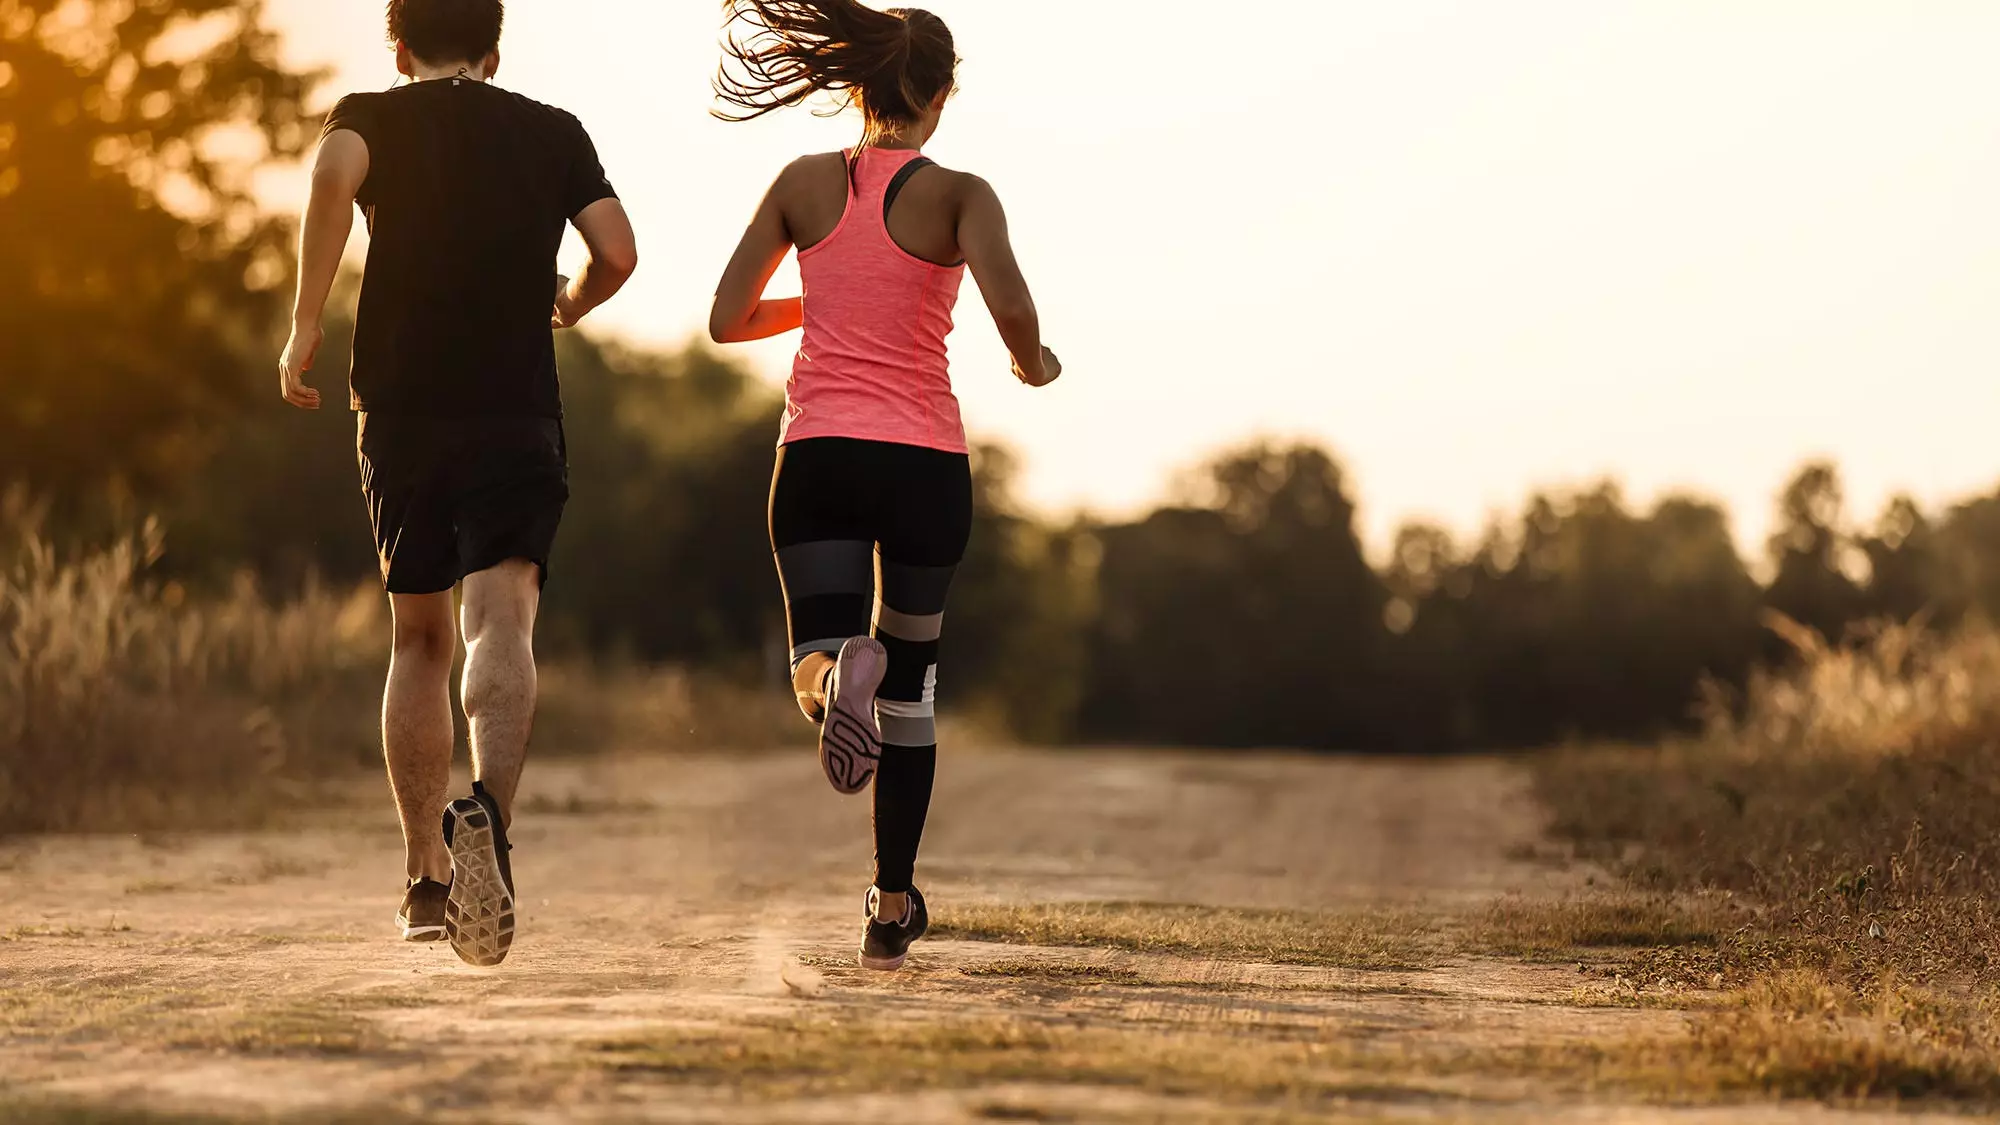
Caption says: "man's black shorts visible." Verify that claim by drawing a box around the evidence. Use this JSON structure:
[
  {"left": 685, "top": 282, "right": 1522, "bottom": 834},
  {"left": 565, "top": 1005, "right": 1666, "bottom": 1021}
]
[{"left": 356, "top": 414, "right": 569, "bottom": 596}]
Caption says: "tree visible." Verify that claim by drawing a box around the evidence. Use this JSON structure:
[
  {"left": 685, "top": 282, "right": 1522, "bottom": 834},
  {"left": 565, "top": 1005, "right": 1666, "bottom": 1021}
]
[
  {"left": 543, "top": 337, "right": 784, "bottom": 666},
  {"left": 1763, "top": 462, "right": 1866, "bottom": 647},
  {"left": 1078, "top": 442, "right": 1389, "bottom": 749},
  {"left": 1860, "top": 495, "right": 1955, "bottom": 626},
  {"left": 1935, "top": 493, "right": 2000, "bottom": 625},
  {"left": 946, "top": 445, "right": 1099, "bottom": 741},
  {"left": 0, "top": 0, "right": 319, "bottom": 501},
  {"left": 1393, "top": 486, "right": 1761, "bottom": 748}
]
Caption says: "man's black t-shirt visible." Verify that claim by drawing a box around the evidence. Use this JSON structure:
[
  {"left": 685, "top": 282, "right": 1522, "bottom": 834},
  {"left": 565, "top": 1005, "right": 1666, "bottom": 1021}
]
[{"left": 322, "top": 79, "right": 616, "bottom": 418}]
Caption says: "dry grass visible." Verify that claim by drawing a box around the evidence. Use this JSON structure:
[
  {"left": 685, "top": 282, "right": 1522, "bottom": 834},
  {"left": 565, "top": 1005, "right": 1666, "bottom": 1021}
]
[
  {"left": 0, "top": 1108, "right": 238, "bottom": 1125},
  {"left": 1536, "top": 616, "right": 2000, "bottom": 1105},
  {"left": 931, "top": 902, "right": 1438, "bottom": 970},
  {"left": 1671, "top": 970, "right": 2000, "bottom": 1100},
  {"left": 0, "top": 511, "right": 383, "bottom": 835},
  {"left": 537, "top": 661, "right": 810, "bottom": 756},
  {"left": 151, "top": 1004, "right": 387, "bottom": 1056},
  {"left": 1555, "top": 970, "right": 2000, "bottom": 1104},
  {"left": 1466, "top": 894, "right": 1724, "bottom": 959},
  {"left": 594, "top": 1001, "right": 2000, "bottom": 1110},
  {"left": 0, "top": 509, "right": 806, "bottom": 836},
  {"left": 959, "top": 960, "right": 1151, "bottom": 986},
  {"left": 0, "top": 974, "right": 418, "bottom": 1057},
  {"left": 0, "top": 1105, "right": 416, "bottom": 1125},
  {"left": 585, "top": 1014, "right": 1434, "bottom": 1105}
]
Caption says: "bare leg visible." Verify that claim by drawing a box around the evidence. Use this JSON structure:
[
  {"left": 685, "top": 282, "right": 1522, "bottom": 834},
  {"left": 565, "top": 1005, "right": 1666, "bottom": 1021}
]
[
  {"left": 385, "top": 592, "right": 457, "bottom": 883},
  {"left": 459, "top": 560, "right": 543, "bottom": 826}
]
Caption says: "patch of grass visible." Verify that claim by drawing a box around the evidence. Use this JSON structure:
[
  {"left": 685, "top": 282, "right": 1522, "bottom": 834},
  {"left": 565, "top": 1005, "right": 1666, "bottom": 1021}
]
[
  {"left": 246, "top": 931, "right": 368, "bottom": 946},
  {"left": 1562, "top": 970, "right": 2000, "bottom": 1104},
  {"left": 931, "top": 902, "right": 1438, "bottom": 970},
  {"left": 0, "top": 512, "right": 388, "bottom": 837},
  {"left": 585, "top": 1014, "right": 1424, "bottom": 1104},
  {"left": 2, "top": 925, "right": 88, "bottom": 940},
  {"left": 5, "top": 917, "right": 132, "bottom": 940},
  {"left": 0, "top": 979, "right": 198, "bottom": 1039},
  {"left": 0, "top": 1102, "right": 421, "bottom": 1125},
  {"left": 959, "top": 961, "right": 1148, "bottom": 985},
  {"left": 0, "top": 1105, "right": 240, "bottom": 1125},
  {"left": 0, "top": 978, "right": 417, "bottom": 1057},
  {"left": 156, "top": 1003, "right": 384, "bottom": 1056},
  {"left": 1465, "top": 895, "right": 1723, "bottom": 959},
  {"left": 1534, "top": 620, "right": 2000, "bottom": 1104},
  {"left": 536, "top": 661, "right": 811, "bottom": 757}
]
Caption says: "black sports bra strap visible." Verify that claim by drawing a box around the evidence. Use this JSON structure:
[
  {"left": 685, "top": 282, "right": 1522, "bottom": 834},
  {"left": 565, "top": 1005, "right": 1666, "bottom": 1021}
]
[{"left": 882, "top": 156, "right": 936, "bottom": 221}]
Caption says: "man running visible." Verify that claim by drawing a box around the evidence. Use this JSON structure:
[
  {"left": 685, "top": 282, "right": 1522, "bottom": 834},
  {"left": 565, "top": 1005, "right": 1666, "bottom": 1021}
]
[{"left": 278, "top": 0, "right": 637, "bottom": 968}]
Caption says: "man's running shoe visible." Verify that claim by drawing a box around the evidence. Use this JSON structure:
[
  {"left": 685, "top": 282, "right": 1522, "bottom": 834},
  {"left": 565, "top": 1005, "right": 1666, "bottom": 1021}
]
[
  {"left": 397, "top": 877, "right": 450, "bottom": 943},
  {"left": 821, "top": 636, "right": 887, "bottom": 795},
  {"left": 442, "top": 781, "right": 515, "bottom": 967},
  {"left": 859, "top": 886, "right": 929, "bottom": 972}
]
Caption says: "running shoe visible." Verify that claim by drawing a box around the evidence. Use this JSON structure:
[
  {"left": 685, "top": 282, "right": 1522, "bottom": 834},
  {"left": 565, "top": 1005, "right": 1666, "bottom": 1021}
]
[
  {"left": 442, "top": 781, "right": 516, "bottom": 967},
  {"left": 820, "top": 635, "right": 887, "bottom": 795},
  {"left": 396, "top": 877, "right": 450, "bottom": 943},
  {"left": 859, "top": 886, "right": 929, "bottom": 972}
]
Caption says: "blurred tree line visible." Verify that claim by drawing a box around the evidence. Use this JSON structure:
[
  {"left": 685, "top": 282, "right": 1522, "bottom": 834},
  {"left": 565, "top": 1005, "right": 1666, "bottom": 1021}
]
[{"left": 12, "top": 0, "right": 2000, "bottom": 753}]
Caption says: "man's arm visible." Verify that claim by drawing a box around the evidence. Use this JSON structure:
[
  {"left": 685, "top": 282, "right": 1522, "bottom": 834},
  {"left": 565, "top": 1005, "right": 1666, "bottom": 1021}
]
[
  {"left": 280, "top": 130, "right": 368, "bottom": 410},
  {"left": 957, "top": 176, "right": 1060, "bottom": 387},
  {"left": 553, "top": 199, "right": 639, "bottom": 329},
  {"left": 709, "top": 165, "right": 803, "bottom": 344}
]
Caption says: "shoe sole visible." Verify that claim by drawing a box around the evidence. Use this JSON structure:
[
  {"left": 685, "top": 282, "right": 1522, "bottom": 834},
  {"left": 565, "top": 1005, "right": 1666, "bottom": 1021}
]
[
  {"left": 444, "top": 800, "right": 515, "bottom": 968},
  {"left": 400, "top": 922, "right": 445, "bottom": 943},
  {"left": 858, "top": 950, "right": 909, "bottom": 972},
  {"left": 821, "top": 637, "right": 887, "bottom": 795}
]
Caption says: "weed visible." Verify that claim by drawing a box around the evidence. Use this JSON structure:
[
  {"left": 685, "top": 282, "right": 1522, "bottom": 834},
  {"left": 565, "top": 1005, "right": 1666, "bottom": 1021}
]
[{"left": 932, "top": 902, "right": 1438, "bottom": 970}]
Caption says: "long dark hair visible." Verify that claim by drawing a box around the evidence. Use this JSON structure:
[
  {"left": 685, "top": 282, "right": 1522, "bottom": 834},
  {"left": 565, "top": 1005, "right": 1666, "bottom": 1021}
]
[{"left": 714, "top": 1, "right": 958, "bottom": 152}]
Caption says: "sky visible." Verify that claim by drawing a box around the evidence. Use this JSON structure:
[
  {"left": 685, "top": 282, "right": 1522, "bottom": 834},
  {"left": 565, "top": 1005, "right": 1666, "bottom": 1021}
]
[{"left": 259, "top": 1, "right": 2000, "bottom": 555}]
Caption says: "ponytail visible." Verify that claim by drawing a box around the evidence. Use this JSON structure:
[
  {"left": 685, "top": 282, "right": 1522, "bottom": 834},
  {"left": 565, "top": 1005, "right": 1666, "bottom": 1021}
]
[{"left": 714, "top": 1, "right": 958, "bottom": 152}]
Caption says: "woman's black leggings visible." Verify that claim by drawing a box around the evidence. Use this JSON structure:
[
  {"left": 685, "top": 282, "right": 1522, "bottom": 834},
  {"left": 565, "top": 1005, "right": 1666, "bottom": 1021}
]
[{"left": 769, "top": 437, "right": 973, "bottom": 895}]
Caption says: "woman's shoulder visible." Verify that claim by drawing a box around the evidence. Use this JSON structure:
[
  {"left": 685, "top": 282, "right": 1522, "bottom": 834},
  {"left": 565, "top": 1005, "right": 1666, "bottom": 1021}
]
[
  {"left": 915, "top": 159, "right": 992, "bottom": 200},
  {"left": 766, "top": 151, "right": 847, "bottom": 206}
]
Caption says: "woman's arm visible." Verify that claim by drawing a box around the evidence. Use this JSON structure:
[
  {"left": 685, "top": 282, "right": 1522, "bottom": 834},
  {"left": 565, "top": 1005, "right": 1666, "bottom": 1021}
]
[
  {"left": 958, "top": 176, "right": 1060, "bottom": 387},
  {"left": 710, "top": 167, "right": 804, "bottom": 344}
]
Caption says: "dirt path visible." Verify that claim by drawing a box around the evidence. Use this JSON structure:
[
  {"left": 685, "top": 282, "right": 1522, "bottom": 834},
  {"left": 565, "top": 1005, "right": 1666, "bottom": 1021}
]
[{"left": 0, "top": 750, "right": 1954, "bottom": 1123}]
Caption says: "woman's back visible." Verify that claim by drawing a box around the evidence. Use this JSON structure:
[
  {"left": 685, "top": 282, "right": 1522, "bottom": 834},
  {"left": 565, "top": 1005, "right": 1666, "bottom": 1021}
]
[{"left": 781, "top": 147, "right": 969, "bottom": 454}]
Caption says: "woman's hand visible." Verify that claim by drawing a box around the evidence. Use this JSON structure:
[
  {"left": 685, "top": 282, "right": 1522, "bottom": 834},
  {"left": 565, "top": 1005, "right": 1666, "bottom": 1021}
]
[{"left": 1014, "top": 346, "right": 1062, "bottom": 388}]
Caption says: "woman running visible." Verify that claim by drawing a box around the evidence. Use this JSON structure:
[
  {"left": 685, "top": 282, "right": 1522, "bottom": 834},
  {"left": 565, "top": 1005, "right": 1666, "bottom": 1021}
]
[{"left": 708, "top": 0, "right": 1061, "bottom": 971}]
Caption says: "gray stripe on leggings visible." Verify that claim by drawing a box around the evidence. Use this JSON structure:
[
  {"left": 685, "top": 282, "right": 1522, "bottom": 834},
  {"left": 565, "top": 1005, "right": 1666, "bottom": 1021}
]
[
  {"left": 873, "top": 604, "right": 944, "bottom": 643},
  {"left": 775, "top": 540, "right": 875, "bottom": 601},
  {"left": 879, "top": 713, "right": 938, "bottom": 748},
  {"left": 878, "top": 560, "right": 955, "bottom": 615},
  {"left": 789, "top": 638, "right": 846, "bottom": 670}
]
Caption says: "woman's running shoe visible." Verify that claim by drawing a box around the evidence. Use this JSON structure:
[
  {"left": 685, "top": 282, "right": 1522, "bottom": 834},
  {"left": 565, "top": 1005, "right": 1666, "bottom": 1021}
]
[
  {"left": 859, "top": 886, "right": 929, "bottom": 971},
  {"left": 821, "top": 636, "right": 887, "bottom": 794}
]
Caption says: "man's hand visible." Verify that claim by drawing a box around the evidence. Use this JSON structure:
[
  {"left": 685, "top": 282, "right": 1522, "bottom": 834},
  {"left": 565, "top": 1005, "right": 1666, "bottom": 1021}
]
[
  {"left": 280, "top": 322, "right": 324, "bottom": 410},
  {"left": 1013, "top": 345, "right": 1063, "bottom": 388},
  {"left": 552, "top": 274, "right": 586, "bottom": 329}
]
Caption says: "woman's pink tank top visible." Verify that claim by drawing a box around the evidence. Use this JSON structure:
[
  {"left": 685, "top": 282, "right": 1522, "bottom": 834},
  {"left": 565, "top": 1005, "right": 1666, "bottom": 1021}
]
[{"left": 782, "top": 147, "right": 968, "bottom": 454}]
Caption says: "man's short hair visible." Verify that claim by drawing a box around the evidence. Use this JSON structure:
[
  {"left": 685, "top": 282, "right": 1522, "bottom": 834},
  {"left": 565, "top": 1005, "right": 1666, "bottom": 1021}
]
[{"left": 387, "top": 0, "right": 504, "bottom": 66}]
